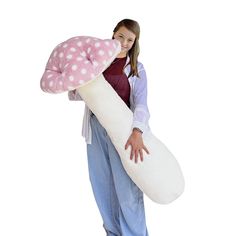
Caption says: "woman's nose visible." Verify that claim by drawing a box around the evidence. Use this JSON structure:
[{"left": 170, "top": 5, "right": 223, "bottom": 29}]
[{"left": 122, "top": 40, "right": 128, "bottom": 47}]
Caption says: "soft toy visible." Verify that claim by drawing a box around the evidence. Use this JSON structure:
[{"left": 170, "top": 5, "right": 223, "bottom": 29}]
[{"left": 40, "top": 36, "right": 185, "bottom": 204}]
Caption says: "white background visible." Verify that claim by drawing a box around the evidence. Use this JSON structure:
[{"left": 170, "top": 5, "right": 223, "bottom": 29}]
[{"left": 0, "top": 0, "right": 236, "bottom": 235}]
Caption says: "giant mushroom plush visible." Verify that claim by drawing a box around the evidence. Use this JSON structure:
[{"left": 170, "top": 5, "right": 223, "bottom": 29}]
[{"left": 40, "top": 36, "right": 185, "bottom": 204}]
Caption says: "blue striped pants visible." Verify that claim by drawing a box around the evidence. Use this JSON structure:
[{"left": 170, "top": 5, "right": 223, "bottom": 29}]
[{"left": 87, "top": 114, "right": 149, "bottom": 236}]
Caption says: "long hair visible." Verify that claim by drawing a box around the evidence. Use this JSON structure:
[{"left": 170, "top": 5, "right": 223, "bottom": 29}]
[{"left": 113, "top": 19, "right": 140, "bottom": 78}]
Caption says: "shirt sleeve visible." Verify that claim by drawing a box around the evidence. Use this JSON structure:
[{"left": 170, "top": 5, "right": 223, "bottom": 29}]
[
  {"left": 68, "top": 89, "right": 83, "bottom": 101},
  {"left": 131, "top": 65, "right": 150, "bottom": 133}
]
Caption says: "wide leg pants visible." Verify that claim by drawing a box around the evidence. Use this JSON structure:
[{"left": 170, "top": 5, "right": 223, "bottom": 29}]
[{"left": 87, "top": 114, "right": 149, "bottom": 236}]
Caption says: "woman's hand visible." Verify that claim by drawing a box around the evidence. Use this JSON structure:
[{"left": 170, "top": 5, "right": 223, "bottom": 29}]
[{"left": 125, "top": 128, "right": 149, "bottom": 163}]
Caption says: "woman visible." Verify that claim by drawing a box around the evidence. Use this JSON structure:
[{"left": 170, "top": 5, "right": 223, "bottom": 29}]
[{"left": 69, "top": 19, "right": 150, "bottom": 236}]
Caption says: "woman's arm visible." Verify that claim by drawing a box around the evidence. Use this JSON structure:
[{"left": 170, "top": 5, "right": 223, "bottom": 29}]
[
  {"left": 125, "top": 65, "right": 150, "bottom": 163},
  {"left": 132, "top": 66, "right": 150, "bottom": 133},
  {"left": 68, "top": 89, "right": 83, "bottom": 101}
]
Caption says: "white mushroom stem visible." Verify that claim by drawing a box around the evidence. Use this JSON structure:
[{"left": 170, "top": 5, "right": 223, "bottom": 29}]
[{"left": 78, "top": 74, "right": 185, "bottom": 204}]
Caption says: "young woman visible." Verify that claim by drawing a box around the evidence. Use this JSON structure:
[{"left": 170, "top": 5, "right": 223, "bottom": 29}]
[{"left": 69, "top": 19, "right": 150, "bottom": 236}]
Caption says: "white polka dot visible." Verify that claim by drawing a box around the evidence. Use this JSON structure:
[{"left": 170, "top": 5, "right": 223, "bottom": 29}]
[
  {"left": 46, "top": 70, "right": 51, "bottom": 73},
  {"left": 79, "top": 80, "right": 85, "bottom": 84},
  {"left": 105, "top": 41, "right": 110, "bottom": 46},
  {"left": 53, "top": 51, "right": 58, "bottom": 57},
  {"left": 59, "top": 81, "right": 63, "bottom": 86},
  {"left": 76, "top": 57, "right": 83, "bottom": 61},
  {"left": 77, "top": 41, "right": 82, "bottom": 47},
  {"left": 95, "top": 42, "right": 100, "bottom": 48},
  {"left": 63, "top": 43, "right": 68, "bottom": 48},
  {"left": 86, "top": 38, "right": 91, "bottom": 43},
  {"left": 108, "top": 50, "right": 113, "bottom": 56},
  {"left": 59, "top": 52, "right": 64, "bottom": 58},
  {"left": 98, "top": 50, "right": 104, "bottom": 56},
  {"left": 93, "top": 61, "right": 98, "bottom": 67},
  {"left": 47, "top": 74, "right": 53, "bottom": 79},
  {"left": 69, "top": 75, "right": 74, "bottom": 81},
  {"left": 49, "top": 81, "right": 54, "bottom": 87},
  {"left": 84, "top": 60, "right": 89, "bottom": 64},
  {"left": 87, "top": 47, "right": 91, "bottom": 53},
  {"left": 70, "top": 47, "right": 76, "bottom": 52},
  {"left": 52, "top": 66, "right": 57, "bottom": 70},
  {"left": 80, "top": 51, "right": 86, "bottom": 57},
  {"left": 66, "top": 54, "right": 73, "bottom": 59},
  {"left": 81, "top": 68, "right": 87, "bottom": 74},
  {"left": 64, "top": 63, "right": 69, "bottom": 68},
  {"left": 90, "top": 54, "right": 94, "bottom": 58},
  {"left": 72, "top": 65, "right": 77, "bottom": 71}
]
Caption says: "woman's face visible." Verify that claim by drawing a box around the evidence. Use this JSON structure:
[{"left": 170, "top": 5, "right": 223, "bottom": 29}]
[{"left": 113, "top": 26, "right": 136, "bottom": 58}]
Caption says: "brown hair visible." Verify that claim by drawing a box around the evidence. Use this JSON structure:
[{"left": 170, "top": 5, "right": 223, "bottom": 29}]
[{"left": 113, "top": 19, "right": 140, "bottom": 78}]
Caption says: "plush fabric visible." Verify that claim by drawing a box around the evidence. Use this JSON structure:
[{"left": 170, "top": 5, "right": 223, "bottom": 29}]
[
  {"left": 40, "top": 36, "right": 121, "bottom": 93},
  {"left": 78, "top": 74, "right": 185, "bottom": 204},
  {"left": 41, "top": 36, "right": 185, "bottom": 204}
]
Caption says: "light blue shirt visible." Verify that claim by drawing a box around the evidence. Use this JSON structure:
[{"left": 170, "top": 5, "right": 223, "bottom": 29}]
[{"left": 68, "top": 58, "right": 150, "bottom": 144}]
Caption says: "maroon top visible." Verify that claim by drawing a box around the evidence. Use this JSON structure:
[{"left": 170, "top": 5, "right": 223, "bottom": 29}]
[{"left": 103, "top": 57, "right": 130, "bottom": 108}]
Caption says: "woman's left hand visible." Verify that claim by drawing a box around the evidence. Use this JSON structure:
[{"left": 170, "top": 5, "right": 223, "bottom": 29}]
[{"left": 125, "top": 129, "right": 149, "bottom": 163}]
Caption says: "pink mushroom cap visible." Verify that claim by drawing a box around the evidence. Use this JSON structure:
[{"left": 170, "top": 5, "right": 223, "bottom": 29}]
[{"left": 40, "top": 36, "right": 121, "bottom": 93}]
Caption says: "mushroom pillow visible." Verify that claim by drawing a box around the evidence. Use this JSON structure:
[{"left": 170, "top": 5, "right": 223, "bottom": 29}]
[{"left": 40, "top": 36, "right": 185, "bottom": 204}]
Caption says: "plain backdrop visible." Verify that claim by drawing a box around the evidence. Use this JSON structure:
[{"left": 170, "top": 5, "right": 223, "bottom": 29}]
[{"left": 0, "top": 0, "right": 235, "bottom": 235}]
